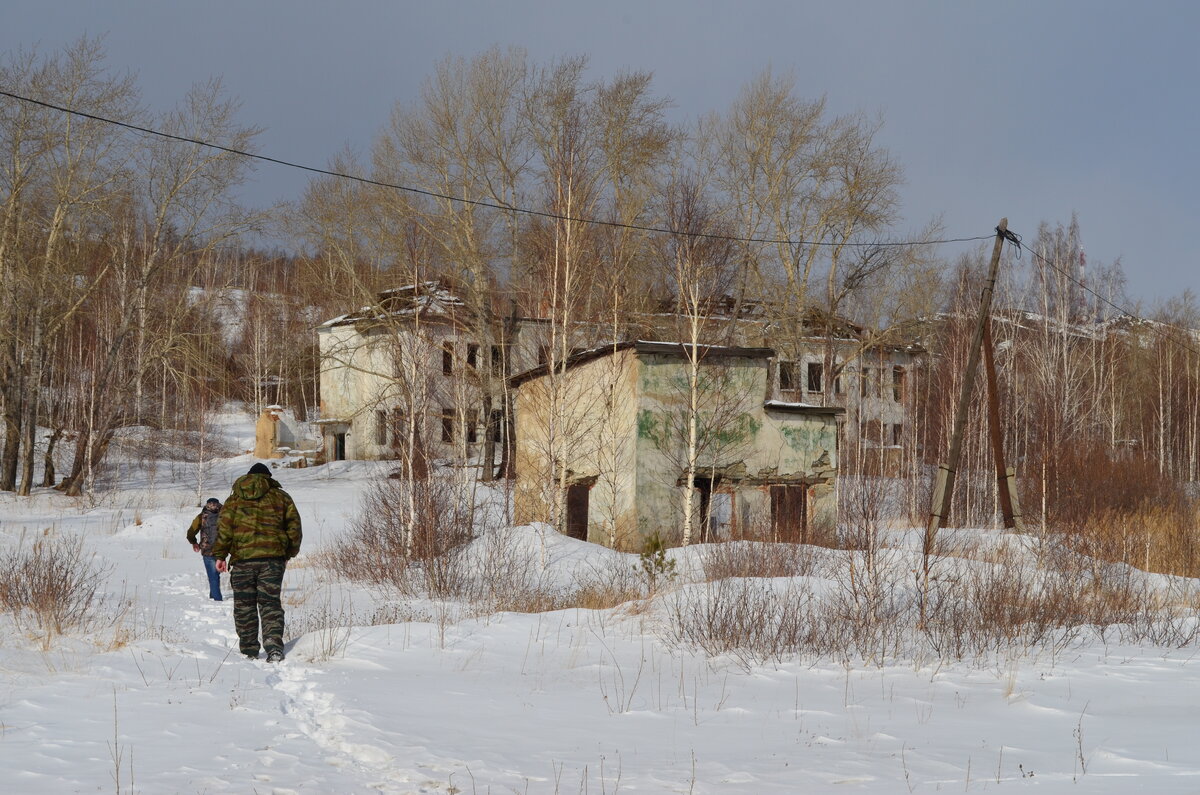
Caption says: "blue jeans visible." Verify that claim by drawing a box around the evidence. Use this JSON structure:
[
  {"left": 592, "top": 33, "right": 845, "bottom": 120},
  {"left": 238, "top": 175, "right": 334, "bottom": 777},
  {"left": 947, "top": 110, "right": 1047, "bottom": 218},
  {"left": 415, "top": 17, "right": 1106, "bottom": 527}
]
[{"left": 202, "top": 555, "right": 223, "bottom": 600}]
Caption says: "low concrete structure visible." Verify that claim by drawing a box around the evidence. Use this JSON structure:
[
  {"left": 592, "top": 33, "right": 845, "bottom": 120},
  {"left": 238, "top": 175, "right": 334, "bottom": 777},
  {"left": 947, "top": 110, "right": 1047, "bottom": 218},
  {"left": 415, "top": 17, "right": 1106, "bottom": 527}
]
[{"left": 512, "top": 341, "right": 843, "bottom": 551}]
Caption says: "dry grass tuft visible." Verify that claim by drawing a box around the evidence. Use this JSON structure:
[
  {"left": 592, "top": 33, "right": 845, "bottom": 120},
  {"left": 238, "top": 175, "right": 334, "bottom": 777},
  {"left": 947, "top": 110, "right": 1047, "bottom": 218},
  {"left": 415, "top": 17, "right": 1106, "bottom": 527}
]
[{"left": 0, "top": 534, "right": 118, "bottom": 647}]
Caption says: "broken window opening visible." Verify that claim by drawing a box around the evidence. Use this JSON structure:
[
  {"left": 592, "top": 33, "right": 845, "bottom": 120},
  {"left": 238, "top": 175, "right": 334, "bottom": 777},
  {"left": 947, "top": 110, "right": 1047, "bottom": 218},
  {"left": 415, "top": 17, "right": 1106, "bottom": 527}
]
[
  {"left": 806, "top": 362, "right": 823, "bottom": 394},
  {"left": 779, "top": 361, "right": 798, "bottom": 392},
  {"left": 375, "top": 409, "right": 388, "bottom": 446}
]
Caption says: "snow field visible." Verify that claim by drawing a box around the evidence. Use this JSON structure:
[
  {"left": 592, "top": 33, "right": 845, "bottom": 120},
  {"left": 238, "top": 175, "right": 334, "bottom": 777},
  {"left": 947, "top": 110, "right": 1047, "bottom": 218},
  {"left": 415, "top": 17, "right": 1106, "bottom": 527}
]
[{"left": 1, "top": 412, "right": 1200, "bottom": 791}]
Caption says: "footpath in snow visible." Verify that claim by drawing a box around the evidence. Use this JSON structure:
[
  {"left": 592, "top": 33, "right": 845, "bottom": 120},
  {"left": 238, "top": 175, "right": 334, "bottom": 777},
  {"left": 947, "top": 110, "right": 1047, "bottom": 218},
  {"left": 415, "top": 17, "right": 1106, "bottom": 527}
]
[{"left": 2, "top": 447, "right": 1200, "bottom": 791}]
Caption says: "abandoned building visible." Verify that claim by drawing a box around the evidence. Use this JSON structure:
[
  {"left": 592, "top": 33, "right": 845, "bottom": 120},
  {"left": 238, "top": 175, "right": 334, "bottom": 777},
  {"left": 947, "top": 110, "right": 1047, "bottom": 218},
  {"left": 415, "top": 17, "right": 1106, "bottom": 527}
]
[
  {"left": 511, "top": 341, "right": 844, "bottom": 552},
  {"left": 315, "top": 282, "right": 914, "bottom": 516},
  {"left": 319, "top": 282, "right": 508, "bottom": 462},
  {"left": 317, "top": 281, "right": 587, "bottom": 465},
  {"left": 637, "top": 298, "right": 920, "bottom": 474}
]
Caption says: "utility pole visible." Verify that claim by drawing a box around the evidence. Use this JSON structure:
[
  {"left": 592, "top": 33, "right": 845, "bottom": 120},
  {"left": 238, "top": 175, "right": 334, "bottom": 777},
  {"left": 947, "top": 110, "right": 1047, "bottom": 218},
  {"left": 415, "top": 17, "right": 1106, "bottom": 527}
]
[
  {"left": 924, "top": 219, "right": 1011, "bottom": 571},
  {"left": 982, "top": 320, "right": 1025, "bottom": 531}
]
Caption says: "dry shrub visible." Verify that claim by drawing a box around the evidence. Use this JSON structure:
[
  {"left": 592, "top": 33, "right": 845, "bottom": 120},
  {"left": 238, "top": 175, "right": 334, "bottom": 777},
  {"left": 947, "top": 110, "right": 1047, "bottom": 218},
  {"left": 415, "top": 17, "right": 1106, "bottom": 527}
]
[
  {"left": 1030, "top": 444, "right": 1200, "bottom": 576},
  {"left": 700, "top": 541, "right": 815, "bottom": 581},
  {"left": 326, "top": 474, "right": 474, "bottom": 598},
  {"left": 568, "top": 560, "right": 648, "bottom": 610},
  {"left": 665, "top": 579, "right": 821, "bottom": 666},
  {"left": 666, "top": 537, "right": 1200, "bottom": 665},
  {"left": 466, "top": 529, "right": 558, "bottom": 612},
  {"left": 0, "top": 535, "right": 111, "bottom": 638},
  {"left": 470, "top": 536, "right": 647, "bottom": 614},
  {"left": 1071, "top": 507, "right": 1200, "bottom": 578}
]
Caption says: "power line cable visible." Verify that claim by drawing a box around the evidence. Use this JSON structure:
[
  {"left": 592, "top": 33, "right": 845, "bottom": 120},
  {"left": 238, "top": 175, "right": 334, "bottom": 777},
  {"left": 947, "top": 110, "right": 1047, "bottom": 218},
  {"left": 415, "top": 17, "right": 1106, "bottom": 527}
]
[
  {"left": 1004, "top": 228, "right": 1200, "bottom": 359},
  {"left": 0, "top": 87, "right": 995, "bottom": 250}
]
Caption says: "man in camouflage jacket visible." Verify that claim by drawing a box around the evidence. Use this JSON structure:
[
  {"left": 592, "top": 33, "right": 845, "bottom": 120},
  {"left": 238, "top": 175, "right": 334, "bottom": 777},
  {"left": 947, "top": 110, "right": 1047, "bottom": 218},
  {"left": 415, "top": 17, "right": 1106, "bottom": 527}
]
[{"left": 213, "top": 462, "right": 302, "bottom": 662}]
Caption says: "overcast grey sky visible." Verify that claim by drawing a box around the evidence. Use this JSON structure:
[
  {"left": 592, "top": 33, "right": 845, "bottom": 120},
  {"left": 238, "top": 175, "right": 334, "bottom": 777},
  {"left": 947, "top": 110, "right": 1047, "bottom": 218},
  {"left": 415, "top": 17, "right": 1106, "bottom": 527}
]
[{"left": 4, "top": 1, "right": 1198, "bottom": 305}]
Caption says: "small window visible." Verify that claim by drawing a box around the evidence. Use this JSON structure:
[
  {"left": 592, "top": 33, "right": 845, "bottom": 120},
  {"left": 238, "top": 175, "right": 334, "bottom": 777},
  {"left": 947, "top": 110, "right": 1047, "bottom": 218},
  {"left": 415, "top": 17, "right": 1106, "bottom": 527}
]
[
  {"left": 891, "top": 422, "right": 903, "bottom": 446},
  {"left": 466, "top": 410, "right": 479, "bottom": 445},
  {"left": 806, "top": 362, "right": 823, "bottom": 393},
  {"left": 442, "top": 342, "right": 454, "bottom": 375},
  {"left": 466, "top": 343, "right": 479, "bottom": 369},
  {"left": 375, "top": 410, "right": 388, "bottom": 445},
  {"left": 893, "top": 366, "right": 905, "bottom": 402},
  {"left": 779, "top": 361, "right": 798, "bottom": 392},
  {"left": 491, "top": 345, "right": 503, "bottom": 374},
  {"left": 441, "top": 406, "right": 454, "bottom": 443},
  {"left": 860, "top": 366, "right": 871, "bottom": 398}
]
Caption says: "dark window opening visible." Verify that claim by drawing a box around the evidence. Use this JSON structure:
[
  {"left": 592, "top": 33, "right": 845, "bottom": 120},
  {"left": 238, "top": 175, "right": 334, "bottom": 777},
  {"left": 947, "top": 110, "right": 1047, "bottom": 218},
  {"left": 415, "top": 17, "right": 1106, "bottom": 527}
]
[
  {"left": 891, "top": 422, "right": 903, "bottom": 446},
  {"left": 491, "top": 345, "right": 503, "bottom": 375},
  {"left": 375, "top": 410, "right": 388, "bottom": 445},
  {"left": 893, "top": 366, "right": 905, "bottom": 402},
  {"left": 806, "top": 362, "right": 823, "bottom": 393},
  {"left": 442, "top": 342, "right": 454, "bottom": 375},
  {"left": 779, "top": 361, "right": 798, "bottom": 392},
  {"left": 466, "top": 343, "right": 479, "bottom": 369},
  {"left": 441, "top": 407, "right": 454, "bottom": 443},
  {"left": 332, "top": 432, "right": 346, "bottom": 462},
  {"left": 860, "top": 366, "right": 871, "bottom": 398},
  {"left": 466, "top": 410, "right": 478, "bottom": 445}
]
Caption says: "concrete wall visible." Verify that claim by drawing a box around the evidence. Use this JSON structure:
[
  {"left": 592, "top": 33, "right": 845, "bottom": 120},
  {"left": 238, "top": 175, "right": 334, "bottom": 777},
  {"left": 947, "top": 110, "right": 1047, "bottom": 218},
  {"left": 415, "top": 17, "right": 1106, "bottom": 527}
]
[
  {"left": 513, "top": 348, "right": 640, "bottom": 547},
  {"left": 633, "top": 353, "right": 839, "bottom": 547},
  {"left": 317, "top": 320, "right": 485, "bottom": 461},
  {"left": 515, "top": 346, "right": 842, "bottom": 552}
]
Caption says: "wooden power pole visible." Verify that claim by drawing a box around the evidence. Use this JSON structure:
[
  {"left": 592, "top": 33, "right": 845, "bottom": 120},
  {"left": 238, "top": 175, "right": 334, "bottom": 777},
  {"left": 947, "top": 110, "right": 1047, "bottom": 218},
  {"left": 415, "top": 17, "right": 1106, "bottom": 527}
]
[
  {"left": 925, "top": 219, "right": 1012, "bottom": 553},
  {"left": 982, "top": 320, "right": 1025, "bottom": 531}
]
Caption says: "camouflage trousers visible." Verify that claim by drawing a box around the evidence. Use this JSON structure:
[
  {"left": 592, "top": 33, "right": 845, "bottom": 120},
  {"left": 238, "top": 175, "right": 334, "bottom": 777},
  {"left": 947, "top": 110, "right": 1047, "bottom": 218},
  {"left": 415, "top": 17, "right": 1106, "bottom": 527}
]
[{"left": 229, "top": 558, "right": 287, "bottom": 658}]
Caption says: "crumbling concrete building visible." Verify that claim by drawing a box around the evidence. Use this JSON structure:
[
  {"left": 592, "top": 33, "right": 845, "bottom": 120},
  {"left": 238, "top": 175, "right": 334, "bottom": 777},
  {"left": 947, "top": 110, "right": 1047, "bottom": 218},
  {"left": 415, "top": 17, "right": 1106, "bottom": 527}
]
[{"left": 512, "top": 341, "right": 843, "bottom": 551}]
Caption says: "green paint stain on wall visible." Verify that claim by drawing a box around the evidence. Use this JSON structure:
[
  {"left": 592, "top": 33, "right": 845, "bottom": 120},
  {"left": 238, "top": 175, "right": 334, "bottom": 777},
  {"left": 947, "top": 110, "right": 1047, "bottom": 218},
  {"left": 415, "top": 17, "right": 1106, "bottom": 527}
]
[
  {"left": 637, "top": 410, "right": 665, "bottom": 445},
  {"left": 780, "top": 424, "right": 832, "bottom": 453},
  {"left": 709, "top": 413, "right": 761, "bottom": 446}
]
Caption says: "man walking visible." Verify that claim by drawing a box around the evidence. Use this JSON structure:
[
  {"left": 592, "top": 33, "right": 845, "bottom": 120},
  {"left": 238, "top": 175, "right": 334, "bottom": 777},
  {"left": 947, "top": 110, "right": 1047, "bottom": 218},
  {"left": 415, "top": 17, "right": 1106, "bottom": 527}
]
[{"left": 213, "top": 462, "right": 302, "bottom": 662}]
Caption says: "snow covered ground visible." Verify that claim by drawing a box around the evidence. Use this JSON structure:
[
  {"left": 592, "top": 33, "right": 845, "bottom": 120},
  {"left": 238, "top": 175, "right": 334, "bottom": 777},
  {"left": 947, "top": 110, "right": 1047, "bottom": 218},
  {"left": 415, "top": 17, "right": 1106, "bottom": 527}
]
[{"left": 2, "top": 410, "right": 1200, "bottom": 793}]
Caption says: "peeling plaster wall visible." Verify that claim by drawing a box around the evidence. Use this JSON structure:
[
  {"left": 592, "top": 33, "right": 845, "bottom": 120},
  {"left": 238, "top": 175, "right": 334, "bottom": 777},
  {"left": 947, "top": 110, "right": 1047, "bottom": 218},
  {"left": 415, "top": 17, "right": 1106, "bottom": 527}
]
[
  {"left": 633, "top": 353, "right": 839, "bottom": 547},
  {"left": 515, "top": 346, "right": 842, "bottom": 552}
]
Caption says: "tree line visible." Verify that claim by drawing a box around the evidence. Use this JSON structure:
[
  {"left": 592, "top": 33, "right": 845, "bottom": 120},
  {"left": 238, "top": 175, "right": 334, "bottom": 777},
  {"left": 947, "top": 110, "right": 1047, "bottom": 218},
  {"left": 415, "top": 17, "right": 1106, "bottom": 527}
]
[{"left": 4, "top": 38, "right": 1196, "bottom": 551}]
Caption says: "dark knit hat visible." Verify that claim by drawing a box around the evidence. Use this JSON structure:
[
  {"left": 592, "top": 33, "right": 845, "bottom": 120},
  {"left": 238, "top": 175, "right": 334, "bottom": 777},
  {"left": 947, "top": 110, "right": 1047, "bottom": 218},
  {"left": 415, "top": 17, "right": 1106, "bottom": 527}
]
[
  {"left": 248, "top": 463, "right": 271, "bottom": 475},
  {"left": 205, "top": 497, "right": 221, "bottom": 506}
]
